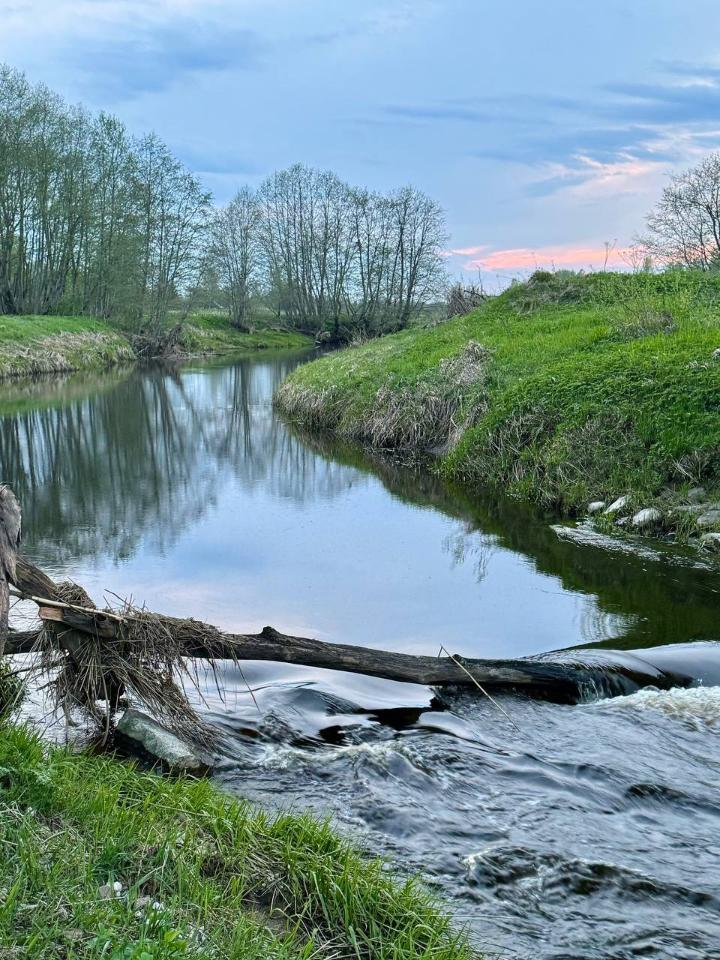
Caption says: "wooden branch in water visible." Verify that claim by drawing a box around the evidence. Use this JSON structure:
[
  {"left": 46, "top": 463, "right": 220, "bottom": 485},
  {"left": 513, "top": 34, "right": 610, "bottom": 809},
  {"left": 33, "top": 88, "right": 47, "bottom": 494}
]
[{"left": 6, "top": 554, "right": 590, "bottom": 699}]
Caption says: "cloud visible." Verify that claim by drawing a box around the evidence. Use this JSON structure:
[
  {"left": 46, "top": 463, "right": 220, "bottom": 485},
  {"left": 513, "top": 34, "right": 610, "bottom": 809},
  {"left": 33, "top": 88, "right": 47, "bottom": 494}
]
[
  {"left": 442, "top": 244, "right": 488, "bottom": 257},
  {"left": 527, "top": 154, "right": 663, "bottom": 200},
  {"left": 464, "top": 244, "right": 634, "bottom": 272},
  {"left": 386, "top": 103, "right": 490, "bottom": 123},
  {"left": 64, "top": 18, "right": 265, "bottom": 98},
  {"left": 382, "top": 64, "right": 720, "bottom": 203}
]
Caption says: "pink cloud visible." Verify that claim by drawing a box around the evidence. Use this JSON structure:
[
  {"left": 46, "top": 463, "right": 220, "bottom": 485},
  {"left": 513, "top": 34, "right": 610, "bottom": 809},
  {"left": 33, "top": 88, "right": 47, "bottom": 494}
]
[
  {"left": 443, "top": 244, "right": 488, "bottom": 257},
  {"left": 465, "top": 244, "right": 635, "bottom": 272}
]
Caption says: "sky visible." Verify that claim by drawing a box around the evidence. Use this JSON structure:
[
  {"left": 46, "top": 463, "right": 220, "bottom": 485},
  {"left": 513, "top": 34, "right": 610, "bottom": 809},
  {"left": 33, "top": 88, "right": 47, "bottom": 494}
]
[{"left": 3, "top": 0, "right": 720, "bottom": 286}]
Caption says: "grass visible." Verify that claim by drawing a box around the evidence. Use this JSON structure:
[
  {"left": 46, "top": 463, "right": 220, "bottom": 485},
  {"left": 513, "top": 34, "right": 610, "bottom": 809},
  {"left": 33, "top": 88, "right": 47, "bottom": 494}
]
[
  {"left": 179, "top": 313, "right": 312, "bottom": 355},
  {"left": 0, "top": 723, "right": 473, "bottom": 960},
  {"left": 0, "top": 313, "right": 312, "bottom": 381},
  {"left": 275, "top": 271, "right": 720, "bottom": 539},
  {"left": 0, "top": 315, "right": 135, "bottom": 380}
]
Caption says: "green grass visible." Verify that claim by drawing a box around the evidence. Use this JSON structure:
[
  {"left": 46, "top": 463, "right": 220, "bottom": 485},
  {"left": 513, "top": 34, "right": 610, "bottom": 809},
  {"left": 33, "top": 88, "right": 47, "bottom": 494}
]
[
  {"left": 0, "top": 313, "right": 312, "bottom": 381},
  {"left": 180, "top": 313, "right": 312, "bottom": 355},
  {"left": 275, "top": 271, "right": 720, "bottom": 536},
  {"left": 0, "top": 315, "right": 135, "bottom": 380},
  {"left": 0, "top": 723, "right": 472, "bottom": 959},
  {"left": 0, "top": 315, "right": 118, "bottom": 343}
]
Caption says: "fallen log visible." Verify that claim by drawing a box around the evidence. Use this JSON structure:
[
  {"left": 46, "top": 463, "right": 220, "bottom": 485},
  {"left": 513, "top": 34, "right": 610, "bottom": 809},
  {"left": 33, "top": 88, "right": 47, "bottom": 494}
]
[{"left": 5, "top": 555, "right": 680, "bottom": 703}]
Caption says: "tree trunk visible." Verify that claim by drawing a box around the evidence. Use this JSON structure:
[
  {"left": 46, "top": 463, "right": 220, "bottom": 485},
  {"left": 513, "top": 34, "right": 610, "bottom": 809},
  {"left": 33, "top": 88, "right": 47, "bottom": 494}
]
[{"left": 0, "top": 487, "right": 21, "bottom": 657}]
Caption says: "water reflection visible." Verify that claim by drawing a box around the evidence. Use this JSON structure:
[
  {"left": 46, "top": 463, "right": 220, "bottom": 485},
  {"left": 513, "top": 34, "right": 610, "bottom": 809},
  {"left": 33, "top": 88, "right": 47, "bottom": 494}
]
[
  {"left": 0, "top": 353, "right": 359, "bottom": 565},
  {"left": 1, "top": 353, "right": 718, "bottom": 655}
]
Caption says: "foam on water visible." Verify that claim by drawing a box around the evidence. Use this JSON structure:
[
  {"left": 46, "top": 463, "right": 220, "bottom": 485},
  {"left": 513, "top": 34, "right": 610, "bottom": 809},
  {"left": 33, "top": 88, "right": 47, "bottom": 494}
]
[{"left": 592, "top": 684, "right": 720, "bottom": 725}]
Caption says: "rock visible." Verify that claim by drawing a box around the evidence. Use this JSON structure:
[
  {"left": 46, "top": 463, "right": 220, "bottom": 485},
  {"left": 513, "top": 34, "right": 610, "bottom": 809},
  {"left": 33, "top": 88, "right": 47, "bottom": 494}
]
[
  {"left": 674, "top": 504, "right": 706, "bottom": 516},
  {"left": 116, "top": 709, "right": 208, "bottom": 773},
  {"left": 631, "top": 507, "right": 662, "bottom": 529},
  {"left": 712, "top": 347, "right": 720, "bottom": 362},
  {"left": 697, "top": 508, "right": 720, "bottom": 529},
  {"left": 604, "top": 495, "right": 630, "bottom": 515},
  {"left": 687, "top": 487, "right": 707, "bottom": 503},
  {"left": 700, "top": 533, "right": 720, "bottom": 552},
  {"left": 98, "top": 881, "right": 123, "bottom": 900},
  {"left": 588, "top": 501, "right": 606, "bottom": 514}
]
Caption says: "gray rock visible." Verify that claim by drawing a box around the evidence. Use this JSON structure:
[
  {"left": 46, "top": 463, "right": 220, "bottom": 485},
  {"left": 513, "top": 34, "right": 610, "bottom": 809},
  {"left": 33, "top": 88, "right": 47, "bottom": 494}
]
[
  {"left": 700, "top": 533, "right": 720, "bottom": 552},
  {"left": 631, "top": 507, "right": 662, "bottom": 529},
  {"left": 116, "top": 709, "right": 207, "bottom": 772},
  {"left": 604, "top": 495, "right": 630, "bottom": 515},
  {"left": 687, "top": 487, "right": 707, "bottom": 503},
  {"left": 674, "top": 503, "right": 706, "bottom": 515},
  {"left": 697, "top": 508, "right": 720, "bottom": 529},
  {"left": 588, "top": 501, "right": 606, "bottom": 514},
  {"left": 700, "top": 532, "right": 720, "bottom": 552},
  {"left": 712, "top": 347, "right": 720, "bottom": 362}
]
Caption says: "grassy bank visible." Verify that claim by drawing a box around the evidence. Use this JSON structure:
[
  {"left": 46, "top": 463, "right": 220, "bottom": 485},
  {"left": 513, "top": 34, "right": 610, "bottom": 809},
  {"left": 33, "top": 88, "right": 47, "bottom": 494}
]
[
  {"left": 0, "top": 314, "right": 312, "bottom": 381},
  {"left": 178, "top": 313, "right": 311, "bottom": 355},
  {"left": 276, "top": 271, "right": 720, "bottom": 542},
  {"left": 0, "top": 723, "right": 472, "bottom": 959},
  {"left": 0, "top": 315, "right": 135, "bottom": 380}
]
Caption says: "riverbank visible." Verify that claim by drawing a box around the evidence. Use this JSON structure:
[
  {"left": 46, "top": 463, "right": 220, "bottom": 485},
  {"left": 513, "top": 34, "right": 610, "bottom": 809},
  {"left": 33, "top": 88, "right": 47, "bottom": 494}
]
[
  {"left": 0, "top": 314, "right": 311, "bottom": 381},
  {"left": 0, "top": 722, "right": 472, "bottom": 959},
  {"left": 276, "top": 271, "right": 720, "bottom": 547}
]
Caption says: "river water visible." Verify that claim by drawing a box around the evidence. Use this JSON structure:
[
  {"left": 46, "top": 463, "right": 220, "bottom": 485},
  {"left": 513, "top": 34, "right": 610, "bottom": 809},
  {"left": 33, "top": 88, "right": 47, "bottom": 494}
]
[{"left": 2, "top": 353, "right": 719, "bottom": 960}]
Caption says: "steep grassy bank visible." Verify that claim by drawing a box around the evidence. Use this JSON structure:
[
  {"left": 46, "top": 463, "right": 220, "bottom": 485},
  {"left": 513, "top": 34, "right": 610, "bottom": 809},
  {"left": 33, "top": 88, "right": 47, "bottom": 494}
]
[
  {"left": 0, "top": 723, "right": 473, "bottom": 959},
  {"left": 0, "top": 314, "right": 312, "bottom": 381},
  {"left": 276, "top": 272, "right": 720, "bottom": 543}
]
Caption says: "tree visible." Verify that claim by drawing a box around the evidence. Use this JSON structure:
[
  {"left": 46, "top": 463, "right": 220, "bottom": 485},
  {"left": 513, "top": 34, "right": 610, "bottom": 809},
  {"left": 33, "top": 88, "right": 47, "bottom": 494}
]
[
  {"left": 643, "top": 153, "right": 720, "bottom": 269},
  {"left": 208, "top": 187, "right": 261, "bottom": 330},
  {"left": 134, "top": 133, "right": 211, "bottom": 330}
]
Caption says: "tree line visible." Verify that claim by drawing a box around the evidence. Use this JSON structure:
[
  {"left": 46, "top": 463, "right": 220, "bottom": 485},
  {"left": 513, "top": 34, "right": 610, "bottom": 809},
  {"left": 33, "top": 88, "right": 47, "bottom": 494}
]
[{"left": 0, "top": 65, "right": 446, "bottom": 336}]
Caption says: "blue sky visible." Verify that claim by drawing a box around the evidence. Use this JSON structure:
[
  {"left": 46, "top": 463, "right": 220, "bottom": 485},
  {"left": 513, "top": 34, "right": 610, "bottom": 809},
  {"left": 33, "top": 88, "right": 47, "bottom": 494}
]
[{"left": 3, "top": 0, "right": 720, "bottom": 283}]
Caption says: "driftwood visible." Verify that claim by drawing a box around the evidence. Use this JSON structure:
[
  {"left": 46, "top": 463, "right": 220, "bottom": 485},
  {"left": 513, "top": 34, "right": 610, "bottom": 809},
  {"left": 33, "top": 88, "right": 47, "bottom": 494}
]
[
  {"left": 0, "top": 486, "right": 21, "bottom": 657},
  {"left": 4, "top": 554, "right": 665, "bottom": 705},
  {"left": 1, "top": 491, "right": 690, "bottom": 717}
]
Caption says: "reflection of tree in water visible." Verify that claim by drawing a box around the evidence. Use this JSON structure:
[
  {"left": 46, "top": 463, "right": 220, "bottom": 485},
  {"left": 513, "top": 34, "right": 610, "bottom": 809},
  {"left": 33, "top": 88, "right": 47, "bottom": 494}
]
[
  {"left": 287, "top": 425, "right": 720, "bottom": 650},
  {"left": 0, "top": 355, "right": 362, "bottom": 565},
  {"left": 443, "top": 522, "right": 491, "bottom": 584}
]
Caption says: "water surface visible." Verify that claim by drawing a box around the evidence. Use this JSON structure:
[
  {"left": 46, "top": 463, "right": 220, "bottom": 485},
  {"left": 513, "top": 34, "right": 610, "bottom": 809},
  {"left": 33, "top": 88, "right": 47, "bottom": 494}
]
[{"left": 2, "top": 354, "right": 719, "bottom": 960}]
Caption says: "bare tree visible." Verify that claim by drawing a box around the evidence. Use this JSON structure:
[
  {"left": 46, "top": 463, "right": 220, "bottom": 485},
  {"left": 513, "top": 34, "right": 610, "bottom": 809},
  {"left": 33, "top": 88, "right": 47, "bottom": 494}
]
[
  {"left": 209, "top": 187, "right": 261, "bottom": 330},
  {"left": 643, "top": 153, "right": 720, "bottom": 269}
]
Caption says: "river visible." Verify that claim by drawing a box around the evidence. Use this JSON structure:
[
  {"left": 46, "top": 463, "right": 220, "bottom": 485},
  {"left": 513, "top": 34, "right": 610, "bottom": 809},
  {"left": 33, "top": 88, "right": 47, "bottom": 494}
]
[{"left": 2, "top": 352, "right": 719, "bottom": 960}]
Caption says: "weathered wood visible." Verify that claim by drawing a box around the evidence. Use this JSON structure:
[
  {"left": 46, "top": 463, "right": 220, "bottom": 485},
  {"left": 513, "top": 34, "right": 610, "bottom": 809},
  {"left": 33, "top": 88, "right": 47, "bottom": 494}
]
[
  {"left": 0, "top": 486, "right": 21, "bottom": 656},
  {"left": 6, "top": 556, "right": 685, "bottom": 702},
  {"left": 5, "top": 560, "right": 592, "bottom": 700}
]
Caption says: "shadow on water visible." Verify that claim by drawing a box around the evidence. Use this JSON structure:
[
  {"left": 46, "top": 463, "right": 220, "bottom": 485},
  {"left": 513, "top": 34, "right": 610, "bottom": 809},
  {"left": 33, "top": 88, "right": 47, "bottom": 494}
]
[{"left": 290, "top": 427, "right": 720, "bottom": 654}]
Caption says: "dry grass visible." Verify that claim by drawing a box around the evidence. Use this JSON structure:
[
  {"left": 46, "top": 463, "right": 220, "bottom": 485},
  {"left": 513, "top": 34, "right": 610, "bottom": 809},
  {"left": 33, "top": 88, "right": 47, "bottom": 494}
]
[
  {"left": 29, "top": 583, "right": 248, "bottom": 748},
  {"left": 278, "top": 340, "right": 492, "bottom": 454},
  {"left": 0, "top": 330, "right": 134, "bottom": 381}
]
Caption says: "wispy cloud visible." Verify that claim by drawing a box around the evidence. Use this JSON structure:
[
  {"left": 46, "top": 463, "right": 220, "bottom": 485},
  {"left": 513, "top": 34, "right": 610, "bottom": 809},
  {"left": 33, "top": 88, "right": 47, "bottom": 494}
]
[
  {"left": 464, "top": 244, "right": 633, "bottom": 272},
  {"left": 67, "top": 18, "right": 264, "bottom": 98}
]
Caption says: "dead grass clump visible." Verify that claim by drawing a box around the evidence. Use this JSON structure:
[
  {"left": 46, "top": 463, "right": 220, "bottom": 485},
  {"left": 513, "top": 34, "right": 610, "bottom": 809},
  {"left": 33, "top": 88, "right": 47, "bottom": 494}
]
[
  {"left": 365, "top": 341, "right": 492, "bottom": 451},
  {"left": 457, "top": 410, "right": 654, "bottom": 511},
  {"left": 446, "top": 280, "right": 488, "bottom": 319},
  {"left": 0, "top": 332, "right": 134, "bottom": 381},
  {"left": 504, "top": 271, "right": 588, "bottom": 316},
  {"left": 609, "top": 309, "right": 676, "bottom": 342},
  {"left": 36, "top": 586, "right": 242, "bottom": 748}
]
